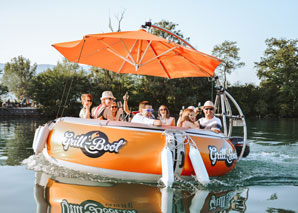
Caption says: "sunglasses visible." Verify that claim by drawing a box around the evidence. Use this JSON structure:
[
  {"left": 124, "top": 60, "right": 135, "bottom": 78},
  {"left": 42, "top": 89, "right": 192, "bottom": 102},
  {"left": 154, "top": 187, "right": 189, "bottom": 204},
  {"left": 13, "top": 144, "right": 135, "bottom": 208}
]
[
  {"left": 86, "top": 100, "right": 92, "bottom": 102},
  {"left": 143, "top": 109, "right": 154, "bottom": 113},
  {"left": 105, "top": 98, "right": 113, "bottom": 100},
  {"left": 205, "top": 108, "right": 214, "bottom": 111},
  {"left": 159, "top": 108, "right": 167, "bottom": 111},
  {"left": 111, "top": 106, "right": 118, "bottom": 108}
]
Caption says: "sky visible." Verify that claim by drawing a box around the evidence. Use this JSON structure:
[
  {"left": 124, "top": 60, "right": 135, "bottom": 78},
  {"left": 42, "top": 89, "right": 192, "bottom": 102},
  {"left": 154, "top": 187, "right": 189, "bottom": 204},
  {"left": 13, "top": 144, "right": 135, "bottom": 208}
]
[{"left": 1, "top": 0, "right": 298, "bottom": 85}]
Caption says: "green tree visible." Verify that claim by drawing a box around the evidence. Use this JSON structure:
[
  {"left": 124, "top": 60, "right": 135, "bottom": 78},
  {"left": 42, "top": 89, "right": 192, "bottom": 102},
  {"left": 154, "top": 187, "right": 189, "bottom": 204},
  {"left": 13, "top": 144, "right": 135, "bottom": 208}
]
[
  {"left": 136, "top": 20, "right": 212, "bottom": 114},
  {"left": 0, "top": 69, "right": 8, "bottom": 106},
  {"left": 149, "top": 20, "right": 190, "bottom": 45},
  {"left": 255, "top": 38, "right": 298, "bottom": 117},
  {"left": 89, "top": 67, "right": 136, "bottom": 107},
  {"left": 212, "top": 41, "right": 245, "bottom": 88},
  {"left": 0, "top": 69, "right": 8, "bottom": 96},
  {"left": 2, "top": 56, "right": 37, "bottom": 99},
  {"left": 28, "top": 59, "right": 90, "bottom": 117}
]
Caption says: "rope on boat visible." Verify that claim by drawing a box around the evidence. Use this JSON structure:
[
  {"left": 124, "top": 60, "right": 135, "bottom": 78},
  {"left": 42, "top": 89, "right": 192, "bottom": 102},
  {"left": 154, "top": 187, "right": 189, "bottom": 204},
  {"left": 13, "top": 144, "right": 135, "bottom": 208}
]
[
  {"left": 56, "top": 77, "right": 69, "bottom": 118},
  {"left": 56, "top": 66, "right": 75, "bottom": 118}
]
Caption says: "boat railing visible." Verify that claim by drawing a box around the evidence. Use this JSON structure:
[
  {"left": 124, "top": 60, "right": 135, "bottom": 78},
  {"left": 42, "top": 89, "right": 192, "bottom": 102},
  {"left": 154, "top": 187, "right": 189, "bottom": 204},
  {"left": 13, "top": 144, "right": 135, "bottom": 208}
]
[{"left": 214, "top": 78, "right": 248, "bottom": 161}]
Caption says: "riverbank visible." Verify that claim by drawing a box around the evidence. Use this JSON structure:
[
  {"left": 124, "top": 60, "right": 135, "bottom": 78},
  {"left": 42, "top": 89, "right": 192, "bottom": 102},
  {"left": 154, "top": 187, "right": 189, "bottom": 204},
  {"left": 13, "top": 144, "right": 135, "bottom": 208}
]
[{"left": 0, "top": 107, "right": 39, "bottom": 117}]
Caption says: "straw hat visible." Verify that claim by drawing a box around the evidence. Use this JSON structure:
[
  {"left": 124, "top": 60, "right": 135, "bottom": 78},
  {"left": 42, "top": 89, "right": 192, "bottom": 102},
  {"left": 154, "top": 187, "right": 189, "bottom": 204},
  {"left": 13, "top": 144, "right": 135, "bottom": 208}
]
[
  {"left": 201, "top": 101, "right": 216, "bottom": 110},
  {"left": 187, "top": 106, "right": 196, "bottom": 110},
  {"left": 100, "top": 91, "right": 116, "bottom": 100}
]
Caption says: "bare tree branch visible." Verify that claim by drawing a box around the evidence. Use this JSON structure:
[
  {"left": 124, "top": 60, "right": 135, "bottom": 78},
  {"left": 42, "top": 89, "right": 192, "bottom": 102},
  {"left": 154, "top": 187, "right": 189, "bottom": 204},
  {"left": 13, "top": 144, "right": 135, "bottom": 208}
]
[
  {"left": 108, "top": 16, "right": 114, "bottom": 32},
  {"left": 115, "top": 9, "right": 126, "bottom": 32}
]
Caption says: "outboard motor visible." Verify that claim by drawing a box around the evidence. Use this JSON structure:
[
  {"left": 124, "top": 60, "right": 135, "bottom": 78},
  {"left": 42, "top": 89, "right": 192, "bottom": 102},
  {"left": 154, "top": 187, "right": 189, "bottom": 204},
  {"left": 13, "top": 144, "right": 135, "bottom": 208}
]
[{"left": 229, "top": 137, "right": 250, "bottom": 158}]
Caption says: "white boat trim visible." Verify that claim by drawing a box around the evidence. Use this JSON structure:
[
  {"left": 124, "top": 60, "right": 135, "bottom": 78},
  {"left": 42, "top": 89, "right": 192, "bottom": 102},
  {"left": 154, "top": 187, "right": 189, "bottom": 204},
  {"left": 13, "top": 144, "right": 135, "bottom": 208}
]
[
  {"left": 42, "top": 148, "right": 161, "bottom": 183},
  {"left": 56, "top": 117, "right": 228, "bottom": 140}
]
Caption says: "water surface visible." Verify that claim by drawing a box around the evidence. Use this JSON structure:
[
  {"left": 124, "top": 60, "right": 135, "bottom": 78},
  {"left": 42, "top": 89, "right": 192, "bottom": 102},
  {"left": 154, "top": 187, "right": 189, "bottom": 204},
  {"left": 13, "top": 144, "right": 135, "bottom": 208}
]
[{"left": 0, "top": 118, "right": 298, "bottom": 212}]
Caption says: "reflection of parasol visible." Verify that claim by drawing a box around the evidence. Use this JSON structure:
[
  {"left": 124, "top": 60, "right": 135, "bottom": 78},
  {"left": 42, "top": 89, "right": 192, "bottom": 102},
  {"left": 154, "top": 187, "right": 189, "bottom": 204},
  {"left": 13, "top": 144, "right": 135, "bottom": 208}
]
[{"left": 52, "top": 23, "right": 221, "bottom": 79}]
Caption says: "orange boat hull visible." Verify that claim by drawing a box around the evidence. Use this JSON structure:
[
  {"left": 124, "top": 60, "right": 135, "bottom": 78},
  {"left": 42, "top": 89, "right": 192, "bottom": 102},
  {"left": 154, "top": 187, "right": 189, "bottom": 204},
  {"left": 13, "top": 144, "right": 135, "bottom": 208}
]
[
  {"left": 34, "top": 172, "right": 248, "bottom": 213},
  {"left": 44, "top": 117, "right": 238, "bottom": 182}
]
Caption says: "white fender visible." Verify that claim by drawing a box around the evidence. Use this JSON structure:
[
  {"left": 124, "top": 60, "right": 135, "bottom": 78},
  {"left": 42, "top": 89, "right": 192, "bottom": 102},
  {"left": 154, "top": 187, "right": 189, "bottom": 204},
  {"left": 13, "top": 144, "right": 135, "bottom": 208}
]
[
  {"left": 160, "top": 187, "right": 174, "bottom": 213},
  {"left": 32, "top": 123, "right": 49, "bottom": 154},
  {"left": 161, "top": 146, "right": 174, "bottom": 187},
  {"left": 189, "top": 190, "right": 209, "bottom": 212},
  {"left": 189, "top": 145, "right": 210, "bottom": 186}
]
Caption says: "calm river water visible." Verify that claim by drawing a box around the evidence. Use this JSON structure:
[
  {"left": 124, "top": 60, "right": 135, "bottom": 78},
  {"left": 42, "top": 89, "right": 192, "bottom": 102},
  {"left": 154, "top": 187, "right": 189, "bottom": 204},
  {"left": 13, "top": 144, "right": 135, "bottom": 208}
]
[{"left": 0, "top": 117, "right": 298, "bottom": 212}]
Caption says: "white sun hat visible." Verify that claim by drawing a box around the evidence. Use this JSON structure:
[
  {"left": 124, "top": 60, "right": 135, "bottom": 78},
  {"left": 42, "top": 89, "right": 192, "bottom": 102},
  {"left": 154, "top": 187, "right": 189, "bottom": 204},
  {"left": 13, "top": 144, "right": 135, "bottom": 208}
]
[
  {"left": 201, "top": 101, "right": 216, "bottom": 110},
  {"left": 100, "top": 91, "right": 116, "bottom": 100}
]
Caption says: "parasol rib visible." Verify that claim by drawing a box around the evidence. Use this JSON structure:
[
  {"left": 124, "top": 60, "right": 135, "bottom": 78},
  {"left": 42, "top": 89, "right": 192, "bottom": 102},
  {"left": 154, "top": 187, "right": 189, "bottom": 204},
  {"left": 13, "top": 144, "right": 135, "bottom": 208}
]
[
  {"left": 136, "top": 40, "right": 142, "bottom": 64},
  {"left": 75, "top": 39, "right": 86, "bottom": 63},
  {"left": 138, "top": 40, "right": 152, "bottom": 65},
  {"left": 146, "top": 41, "right": 171, "bottom": 78},
  {"left": 141, "top": 46, "right": 177, "bottom": 67},
  {"left": 156, "top": 41, "right": 215, "bottom": 76},
  {"left": 120, "top": 38, "right": 137, "bottom": 65},
  {"left": 180, "top": 55, "right": 213, "bottom": 77},
  {"left": 99, "top": 40, "right": 135, "bottom": 67},
  {"left": 118, "top": 40, "right": 138, "bottom": 73}
]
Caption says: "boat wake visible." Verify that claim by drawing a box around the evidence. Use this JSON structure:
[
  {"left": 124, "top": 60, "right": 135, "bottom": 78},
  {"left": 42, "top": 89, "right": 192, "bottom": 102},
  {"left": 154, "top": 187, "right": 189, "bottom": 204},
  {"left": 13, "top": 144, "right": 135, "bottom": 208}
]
[{"left": 23, "top": 154, "right": 122, "bottom": 184}]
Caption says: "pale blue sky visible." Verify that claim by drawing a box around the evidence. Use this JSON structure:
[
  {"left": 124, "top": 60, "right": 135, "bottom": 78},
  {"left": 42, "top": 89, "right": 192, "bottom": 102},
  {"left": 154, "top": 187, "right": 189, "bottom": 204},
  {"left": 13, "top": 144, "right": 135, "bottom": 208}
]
[{"left": 1, "top": 0, "right": 298, "bottom": 84}]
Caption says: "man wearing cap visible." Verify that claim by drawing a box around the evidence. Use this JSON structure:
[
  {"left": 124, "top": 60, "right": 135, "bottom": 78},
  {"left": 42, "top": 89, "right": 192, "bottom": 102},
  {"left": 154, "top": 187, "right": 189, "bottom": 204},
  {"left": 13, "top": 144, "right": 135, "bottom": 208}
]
[
  {"left": 131, "top": 101, "right": 162, "bottom": 126},
  {"left": 92, "top": 91, "right": 115, "bottom": 120},
  {"left": 199, "top": 101, "right": 222, "bottom": 133}
]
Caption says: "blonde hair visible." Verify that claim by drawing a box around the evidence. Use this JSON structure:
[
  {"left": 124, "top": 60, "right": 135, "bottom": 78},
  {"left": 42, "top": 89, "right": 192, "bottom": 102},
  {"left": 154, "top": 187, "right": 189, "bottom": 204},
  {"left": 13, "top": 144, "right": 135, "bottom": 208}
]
[
  {"left": 177, "top": 109, "right": 195, "bottom": 127},
  {"left": 81, "top": 94, "right": 92, "bottom": 105}
]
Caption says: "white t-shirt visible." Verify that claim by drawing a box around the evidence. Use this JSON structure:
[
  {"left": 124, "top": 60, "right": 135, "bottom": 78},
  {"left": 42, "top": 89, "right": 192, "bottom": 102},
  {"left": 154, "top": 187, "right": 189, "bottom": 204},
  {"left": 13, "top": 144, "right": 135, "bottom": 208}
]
[
  {"left": 79, "top": 108, "right": 91, "bottom": 119},
  {"left": 131, "top": 113, "right": 155, "bottom": 125},
  {"left": 198, "top": 116, "right": 222, "bottom": 132},
  {"left": 160, "top": 117, "right": 175, "bottom": 126}
]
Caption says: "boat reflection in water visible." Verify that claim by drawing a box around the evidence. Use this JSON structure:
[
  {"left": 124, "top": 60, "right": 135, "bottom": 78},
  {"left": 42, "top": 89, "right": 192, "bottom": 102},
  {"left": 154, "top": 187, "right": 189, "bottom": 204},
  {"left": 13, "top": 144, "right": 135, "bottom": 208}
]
[{"left": 34, "top": 172, "right": 248, "bottom": 213}]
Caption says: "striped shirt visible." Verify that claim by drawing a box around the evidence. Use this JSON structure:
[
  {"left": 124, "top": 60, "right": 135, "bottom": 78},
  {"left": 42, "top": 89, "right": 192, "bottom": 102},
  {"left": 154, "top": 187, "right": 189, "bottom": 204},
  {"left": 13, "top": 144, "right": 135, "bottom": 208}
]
[{"left": 198, "top": 116, "right": 222, "bottom": 132}]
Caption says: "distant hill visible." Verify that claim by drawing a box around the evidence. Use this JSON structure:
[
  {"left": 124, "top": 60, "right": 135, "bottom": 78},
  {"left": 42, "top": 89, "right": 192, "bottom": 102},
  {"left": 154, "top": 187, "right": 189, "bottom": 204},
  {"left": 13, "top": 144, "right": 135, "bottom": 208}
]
[
  {"left": 35, "top": 64, "right": 55, "bottom": 73},
  {"left": 0, "top": 63, "right": 55, "bottom": 75},
  {"left": 0, "top": 63, "right": 89, "bottom": 75}
]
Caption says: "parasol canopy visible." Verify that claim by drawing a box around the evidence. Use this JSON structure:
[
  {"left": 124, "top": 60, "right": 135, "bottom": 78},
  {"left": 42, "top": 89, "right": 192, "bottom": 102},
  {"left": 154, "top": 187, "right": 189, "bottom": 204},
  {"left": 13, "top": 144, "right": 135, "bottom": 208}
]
[{"left": 52, "top": 29, "right": 221, "bottom": 79}]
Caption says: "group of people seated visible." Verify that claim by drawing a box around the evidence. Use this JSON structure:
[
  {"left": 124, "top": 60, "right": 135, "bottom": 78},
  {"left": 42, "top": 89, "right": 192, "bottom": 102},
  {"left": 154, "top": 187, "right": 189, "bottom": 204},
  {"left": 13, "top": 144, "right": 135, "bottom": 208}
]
[
  {"left": 79, "top": 91, "right": 222, "bottom": 133},
  {"left": 80, "top": 91, "right": 129, "bottom": 121}
]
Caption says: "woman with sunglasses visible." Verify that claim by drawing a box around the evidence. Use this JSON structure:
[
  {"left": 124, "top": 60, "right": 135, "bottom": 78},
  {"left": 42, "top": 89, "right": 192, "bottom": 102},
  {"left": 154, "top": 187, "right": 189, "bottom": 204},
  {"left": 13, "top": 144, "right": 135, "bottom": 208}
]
[
  {"left": 79, "top": 94, "right": 93, "bottom": 119},
  {"left": 110, "top": 92, "right": 131, "bottom": 121},
  {"left": 177, "top": 108, "right": 200, "bottom": 128},
  {"left": 110, "top": 102, "right": 123, "bottom": 121},
  {"left": 198, "top": 101, "right": 222, "bottom": 133},
  {"left": 158, "top": 105, "right": 175, "bottom": 126}
]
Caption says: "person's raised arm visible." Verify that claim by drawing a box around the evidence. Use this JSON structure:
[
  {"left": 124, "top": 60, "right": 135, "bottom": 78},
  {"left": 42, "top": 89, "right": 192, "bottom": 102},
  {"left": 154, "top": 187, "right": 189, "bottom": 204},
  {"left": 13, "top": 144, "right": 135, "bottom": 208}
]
[
  {"left": 123, "top": 92, "right": 130, "bottom": 114},
  {"left": 153, "top": 119, "right": 162, "bottom": 126}
]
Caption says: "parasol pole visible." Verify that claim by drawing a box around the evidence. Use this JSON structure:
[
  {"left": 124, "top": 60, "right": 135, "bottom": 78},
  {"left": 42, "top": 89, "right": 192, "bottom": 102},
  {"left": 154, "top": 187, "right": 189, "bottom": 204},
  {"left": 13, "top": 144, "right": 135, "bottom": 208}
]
[{"left": 142, "top": 21, "right": 197, "bottom": 50}]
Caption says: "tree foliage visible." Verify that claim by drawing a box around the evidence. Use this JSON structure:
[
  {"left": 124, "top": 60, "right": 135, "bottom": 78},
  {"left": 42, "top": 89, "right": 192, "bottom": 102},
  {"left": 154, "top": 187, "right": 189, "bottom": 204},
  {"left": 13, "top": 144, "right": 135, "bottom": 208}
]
[
  {"left": 28, "top": 59, "right": 89, "bottom": 117},
  {"left": 4, "top": 23, "right": 297, "bottom": 118},
  {"left": 0, "top": 69, "right": 8, "bottom": 96},
  {"left": 2, "top": 56, "right": 36, "bottom": 99},
  {"left": 255, "top": 38, "right": 298, "bottom": 117},
  {"left": 212, "top": 41, "right": 245, "bottom": 88},
  {"left": 149, "top": 20, "right": 190, "bottom": 45},
  {"left": 136, "top": 20, "right": 213, "bottom": 115}
]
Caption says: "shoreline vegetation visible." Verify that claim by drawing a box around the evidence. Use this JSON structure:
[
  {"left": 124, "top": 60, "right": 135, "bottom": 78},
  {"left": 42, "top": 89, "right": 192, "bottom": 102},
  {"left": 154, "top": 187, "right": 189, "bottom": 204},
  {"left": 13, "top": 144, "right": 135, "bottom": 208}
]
[
  {"left": 0, "top": 54, "right": 297, "bottom": 119},
  {"left": 1, "top": 55, "right": 298, "bottom": 119},
  {"left": 0, "top": 21, "right": 297, "bottom": 119},
  {"left": 0, "top": 107, "right": 39, "bottom": 117}
]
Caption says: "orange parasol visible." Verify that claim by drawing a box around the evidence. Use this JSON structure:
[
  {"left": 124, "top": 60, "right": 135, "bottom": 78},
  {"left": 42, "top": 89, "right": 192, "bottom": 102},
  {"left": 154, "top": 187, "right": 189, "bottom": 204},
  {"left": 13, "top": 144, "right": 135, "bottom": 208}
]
[{"left": 52, "top": 27, "right": 221, "bottom": 79}]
